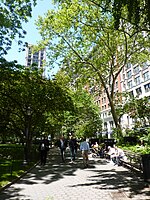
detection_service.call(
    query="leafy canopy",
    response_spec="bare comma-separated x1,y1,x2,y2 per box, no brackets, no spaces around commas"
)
0,0,37,56
35,0,149,132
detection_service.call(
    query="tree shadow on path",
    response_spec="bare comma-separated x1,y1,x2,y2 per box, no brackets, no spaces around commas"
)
0,148,149,200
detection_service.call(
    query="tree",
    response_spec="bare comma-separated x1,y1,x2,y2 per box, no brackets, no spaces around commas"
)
0,0,37,56
35,1,149,138
0,58,74,162
123,96,150,126
54,70,102,138
54,0,150,31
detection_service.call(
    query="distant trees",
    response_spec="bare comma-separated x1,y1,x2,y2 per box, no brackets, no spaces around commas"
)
54,70,102,138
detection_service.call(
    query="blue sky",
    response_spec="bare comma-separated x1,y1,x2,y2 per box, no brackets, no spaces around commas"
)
4,0,54,66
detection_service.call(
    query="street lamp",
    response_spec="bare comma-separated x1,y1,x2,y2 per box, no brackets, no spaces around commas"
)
23,107,32,165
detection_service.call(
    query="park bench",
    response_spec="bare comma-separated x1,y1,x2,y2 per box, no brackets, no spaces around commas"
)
104,149,143,173
119,150,143,173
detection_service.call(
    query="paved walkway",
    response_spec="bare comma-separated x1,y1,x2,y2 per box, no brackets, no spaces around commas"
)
0,148,149,200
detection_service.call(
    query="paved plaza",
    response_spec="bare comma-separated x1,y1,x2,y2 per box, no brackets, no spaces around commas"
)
0,148,149,200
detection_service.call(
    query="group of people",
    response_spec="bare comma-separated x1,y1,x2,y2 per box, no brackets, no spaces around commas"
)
38,135,90,168
38,135,125,168
56,135,78,163
56,135,90,168
106,145,125,166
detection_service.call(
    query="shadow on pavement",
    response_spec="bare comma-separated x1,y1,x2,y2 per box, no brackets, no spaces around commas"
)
0,147,149,200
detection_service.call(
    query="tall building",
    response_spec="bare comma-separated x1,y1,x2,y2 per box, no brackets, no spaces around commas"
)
120,62,150,129
94,62,150,138
25,44,46,74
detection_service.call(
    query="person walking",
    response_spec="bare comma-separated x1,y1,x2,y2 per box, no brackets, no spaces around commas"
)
39,136,49,166
57,135,68,162
68,135,77,163
80,137,90,168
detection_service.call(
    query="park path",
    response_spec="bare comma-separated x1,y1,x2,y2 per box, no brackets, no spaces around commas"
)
0,148,149,200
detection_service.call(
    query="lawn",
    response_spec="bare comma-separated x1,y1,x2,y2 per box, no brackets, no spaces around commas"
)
0,144,39,188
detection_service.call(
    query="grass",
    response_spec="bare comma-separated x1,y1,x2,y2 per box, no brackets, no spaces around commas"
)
0,144,39,189
0,160,38,188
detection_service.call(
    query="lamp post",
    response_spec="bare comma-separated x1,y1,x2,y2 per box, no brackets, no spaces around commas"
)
23,107,32,165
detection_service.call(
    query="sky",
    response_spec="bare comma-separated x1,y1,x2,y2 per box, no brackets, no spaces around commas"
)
4,0,57,74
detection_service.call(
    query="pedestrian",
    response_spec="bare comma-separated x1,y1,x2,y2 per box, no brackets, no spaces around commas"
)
57,135,68,162
68,135,77,163
113,146,125,166
80,137,90,168
39,136,49,166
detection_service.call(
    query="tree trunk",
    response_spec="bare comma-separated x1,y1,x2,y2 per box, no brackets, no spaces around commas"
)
24,125,32,164
109,99,122,138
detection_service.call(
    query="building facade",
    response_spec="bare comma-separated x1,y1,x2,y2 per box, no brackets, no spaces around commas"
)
95,62,150,138
120,62,150,129
25,44,46,74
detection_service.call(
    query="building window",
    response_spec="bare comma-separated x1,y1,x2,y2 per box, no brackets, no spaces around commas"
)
115,81,118,88
110,121,113,128
108,111,111,116
104,97,106,103
126,63,131,69
144,83,150,92
129,91,134,97
104,122,107,129
127,80,132,88
27,62,31,66
28,48,31,54
127,70,132,79
143,71,149,81
136,87,142,96
135,76,140,85
133,66,140,74
143,62,148,70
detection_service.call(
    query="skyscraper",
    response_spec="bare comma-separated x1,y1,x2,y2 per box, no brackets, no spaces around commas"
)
25,44,46,73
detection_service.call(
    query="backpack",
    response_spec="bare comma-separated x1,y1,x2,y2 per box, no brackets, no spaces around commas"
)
41,143,46,150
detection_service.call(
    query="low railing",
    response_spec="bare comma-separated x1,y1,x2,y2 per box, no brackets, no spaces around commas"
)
120,150,143,172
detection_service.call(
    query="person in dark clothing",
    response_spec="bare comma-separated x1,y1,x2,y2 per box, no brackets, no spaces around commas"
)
69,135,77,163
56,135,68,162
39,136,49,166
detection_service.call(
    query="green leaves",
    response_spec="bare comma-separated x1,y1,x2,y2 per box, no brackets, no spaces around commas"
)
0,0,37,56
35,0,149,132
0,59,74,140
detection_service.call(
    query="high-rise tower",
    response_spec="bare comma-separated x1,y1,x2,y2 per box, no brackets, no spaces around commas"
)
25,44,46,72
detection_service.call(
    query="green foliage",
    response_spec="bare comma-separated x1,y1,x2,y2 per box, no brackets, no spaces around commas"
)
121,145,150,155
0,58,74,143
35,0,149,133
53,0,150,31
54,71,102,138
0,0,37,56
112,0,150,30
122,96,150,126
140,127,150,145
112,128,123,143
0,144,39,188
